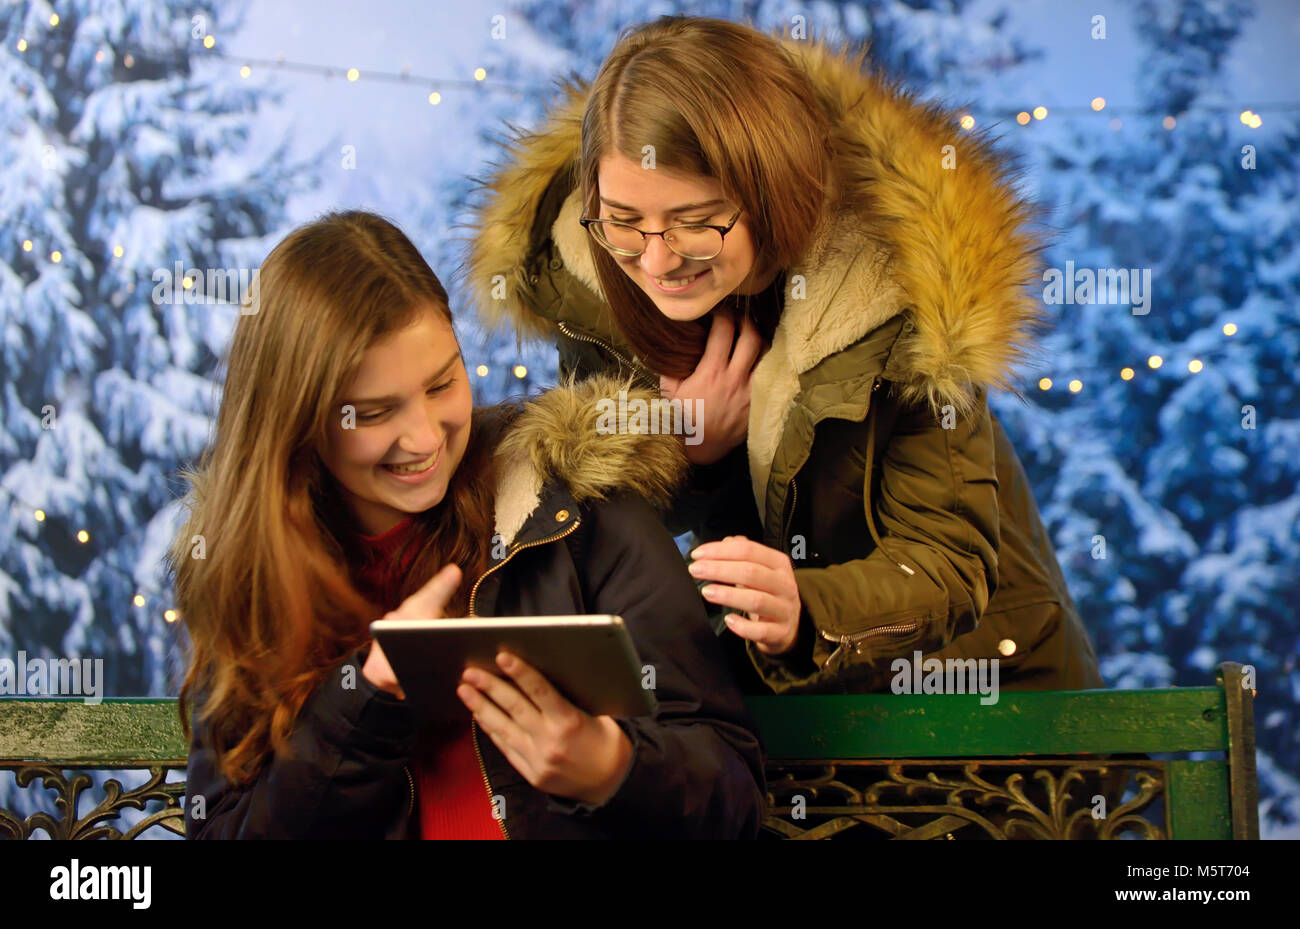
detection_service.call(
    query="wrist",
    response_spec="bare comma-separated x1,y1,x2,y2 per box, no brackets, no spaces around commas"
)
577,717,634,806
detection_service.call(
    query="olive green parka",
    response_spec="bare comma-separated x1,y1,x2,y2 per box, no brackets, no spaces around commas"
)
464,38,1103,694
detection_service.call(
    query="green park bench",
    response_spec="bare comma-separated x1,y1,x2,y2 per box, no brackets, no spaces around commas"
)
0,661,1258,839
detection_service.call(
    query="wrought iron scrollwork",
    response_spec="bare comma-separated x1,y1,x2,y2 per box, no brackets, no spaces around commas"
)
0,765,187,840
762,759,1165,840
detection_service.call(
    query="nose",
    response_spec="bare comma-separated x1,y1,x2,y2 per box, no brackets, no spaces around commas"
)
396,400,441,457
638,234,685,279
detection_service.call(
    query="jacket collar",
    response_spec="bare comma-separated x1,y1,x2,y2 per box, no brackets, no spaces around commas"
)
488,373,689,548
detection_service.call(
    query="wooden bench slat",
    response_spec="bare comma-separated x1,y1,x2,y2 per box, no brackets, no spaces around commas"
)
0,698,187,765
744,688,1230,758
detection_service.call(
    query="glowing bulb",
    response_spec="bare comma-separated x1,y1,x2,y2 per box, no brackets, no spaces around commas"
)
22,240,33,252
17,38,28,52
1188,359,1203,373
1038,377,1052,391
34,509,46,521
240,65,251,79
164,610,178,623
133,594,146,607
51,250,62,263
203,35,215,49
182,276,193,289
1068,379,1082,393
1032,106,1047,120
1091,97,1105,111
428,91,441,105
112,245,124,258
1163,115,1176,130
1223,322,1237,336
346,68,360,82
474,67,487,81
475,364,488,376
1147,355,1163,369
1016,111,1030,126
959,114,974,130
77,529,89,543
1120,367,1135,381
513,365,527,378
49,13,59,26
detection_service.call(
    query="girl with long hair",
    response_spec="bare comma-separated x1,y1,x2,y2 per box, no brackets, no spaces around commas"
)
170,210,764,838
468,15,1103,694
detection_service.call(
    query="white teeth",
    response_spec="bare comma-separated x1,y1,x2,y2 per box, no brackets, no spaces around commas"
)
654,272,700,290
385,450,438,474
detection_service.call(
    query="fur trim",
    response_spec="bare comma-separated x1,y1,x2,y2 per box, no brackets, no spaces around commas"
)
491,374,690,546
463,77,590,343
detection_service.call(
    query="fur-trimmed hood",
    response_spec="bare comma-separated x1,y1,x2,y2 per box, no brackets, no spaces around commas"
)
489,374,689,547
466,36,1046,416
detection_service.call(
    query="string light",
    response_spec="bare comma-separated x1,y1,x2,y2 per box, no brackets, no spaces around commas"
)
16,38,27,52
475,365,488,376
1,485,178,620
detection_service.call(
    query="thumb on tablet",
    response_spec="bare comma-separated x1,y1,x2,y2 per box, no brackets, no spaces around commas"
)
394,563,462,620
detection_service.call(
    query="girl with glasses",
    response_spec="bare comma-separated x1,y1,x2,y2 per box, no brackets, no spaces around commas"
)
467,16,1103,696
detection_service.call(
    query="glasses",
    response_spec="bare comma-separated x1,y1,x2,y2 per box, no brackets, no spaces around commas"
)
580,209,743,261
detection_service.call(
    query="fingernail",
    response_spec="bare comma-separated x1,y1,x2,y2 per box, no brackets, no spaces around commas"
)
701,585,717,597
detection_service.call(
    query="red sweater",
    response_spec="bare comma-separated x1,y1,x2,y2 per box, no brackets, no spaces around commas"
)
356,516,504,840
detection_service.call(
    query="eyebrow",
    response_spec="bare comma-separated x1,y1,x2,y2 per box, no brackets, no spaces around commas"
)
343,352,459,408
599,197,726,215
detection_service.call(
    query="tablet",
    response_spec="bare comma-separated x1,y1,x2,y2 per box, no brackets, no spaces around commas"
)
369,615,658,723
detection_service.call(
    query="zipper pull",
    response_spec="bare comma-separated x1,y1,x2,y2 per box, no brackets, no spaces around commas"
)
820,633,850,670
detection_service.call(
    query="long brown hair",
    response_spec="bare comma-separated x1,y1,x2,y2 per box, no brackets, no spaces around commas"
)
168,211,501,786
579,16,835,378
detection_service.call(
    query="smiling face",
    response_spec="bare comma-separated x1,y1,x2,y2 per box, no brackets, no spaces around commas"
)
595,151,778,322
320,305,473,537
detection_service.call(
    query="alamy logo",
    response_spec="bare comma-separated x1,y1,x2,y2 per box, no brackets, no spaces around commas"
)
151,261,260,311
49,859,151,909
0,652,103,704
594,390,702,445
1042,260,1151,315
890,650,1000,705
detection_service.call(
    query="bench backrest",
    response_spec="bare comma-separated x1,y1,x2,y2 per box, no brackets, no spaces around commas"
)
0,662,1258,839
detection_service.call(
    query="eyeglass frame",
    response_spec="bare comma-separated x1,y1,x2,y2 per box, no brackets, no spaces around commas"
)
579,208,744,261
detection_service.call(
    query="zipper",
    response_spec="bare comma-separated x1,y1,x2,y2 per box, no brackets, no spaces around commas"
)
818,619,921,669
464,515,583,839
403,764,415,820
470,719,509,839
468,517,583,616
555,319,655,385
